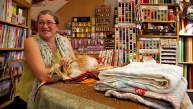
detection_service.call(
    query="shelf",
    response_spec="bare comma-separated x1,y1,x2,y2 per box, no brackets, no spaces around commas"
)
138,35,177,38
179,34,193,37
71,37,91,39
178,62,193,64
75,52,99,55
0,99,14,109
0,20,29,28
0,73,22,81
13,0,31,8
75,52,99,58
139,49,159,53
161,61,176,63
138,3,179,6
141,21,176,23
186,89,193,92
0,48,24,51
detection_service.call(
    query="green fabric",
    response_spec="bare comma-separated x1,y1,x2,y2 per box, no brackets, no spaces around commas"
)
15,49,62,102
34,85,115,109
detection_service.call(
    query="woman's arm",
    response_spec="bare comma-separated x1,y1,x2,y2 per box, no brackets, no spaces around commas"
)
24,37,50,81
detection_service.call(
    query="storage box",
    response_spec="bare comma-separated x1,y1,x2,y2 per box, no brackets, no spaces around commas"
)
0,80,11,97
25,0,32,4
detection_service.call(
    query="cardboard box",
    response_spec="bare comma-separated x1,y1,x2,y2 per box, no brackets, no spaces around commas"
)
0,80,11,97
25,0,32,4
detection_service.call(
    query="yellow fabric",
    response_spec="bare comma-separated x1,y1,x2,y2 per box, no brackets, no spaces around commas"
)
15,49,62,102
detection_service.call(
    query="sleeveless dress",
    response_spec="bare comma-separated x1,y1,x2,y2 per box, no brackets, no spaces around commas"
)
15,33,70,109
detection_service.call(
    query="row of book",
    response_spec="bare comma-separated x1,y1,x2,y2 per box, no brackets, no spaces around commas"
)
98,49,123,67
0,24,28,48
0,51,24,78
178,37,193,62
0,0,25,25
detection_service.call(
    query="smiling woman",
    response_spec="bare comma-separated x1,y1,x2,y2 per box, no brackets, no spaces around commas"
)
5,10,76,109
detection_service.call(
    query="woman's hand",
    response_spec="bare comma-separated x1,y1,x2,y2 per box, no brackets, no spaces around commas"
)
60,56,74,68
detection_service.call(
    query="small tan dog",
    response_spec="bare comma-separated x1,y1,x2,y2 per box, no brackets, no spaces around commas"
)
49,55,98,80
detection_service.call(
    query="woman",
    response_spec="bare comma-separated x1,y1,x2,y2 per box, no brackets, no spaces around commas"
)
9,10,76,109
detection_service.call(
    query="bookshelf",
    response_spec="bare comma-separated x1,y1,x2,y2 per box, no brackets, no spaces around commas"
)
0,0,31,108
136,0,193,92
179,18,193,92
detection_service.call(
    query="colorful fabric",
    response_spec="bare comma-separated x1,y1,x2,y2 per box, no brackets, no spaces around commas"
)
94,62,193,109
27,33,70,109
64,71,99,84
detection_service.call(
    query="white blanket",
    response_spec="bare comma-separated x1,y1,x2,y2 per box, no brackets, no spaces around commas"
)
95,62,193,109
97,62,183,93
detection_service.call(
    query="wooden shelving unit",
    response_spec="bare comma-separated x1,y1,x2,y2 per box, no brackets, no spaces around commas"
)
0,0,31,108
135,3,179,64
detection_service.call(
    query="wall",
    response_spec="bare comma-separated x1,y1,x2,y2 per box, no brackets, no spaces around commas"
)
56,0,117,30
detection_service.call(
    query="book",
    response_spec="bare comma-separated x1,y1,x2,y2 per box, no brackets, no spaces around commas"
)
11,2,17,23
17,8,22,25
0,0,2,20
1,0,6,20
0,24,5,48
0,56,5,70
5,0,12,22
2,25,8,48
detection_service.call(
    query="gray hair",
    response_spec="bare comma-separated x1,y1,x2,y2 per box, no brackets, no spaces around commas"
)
37,10,59,24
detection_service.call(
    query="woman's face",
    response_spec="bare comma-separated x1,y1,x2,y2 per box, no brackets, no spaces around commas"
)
37,14,59,40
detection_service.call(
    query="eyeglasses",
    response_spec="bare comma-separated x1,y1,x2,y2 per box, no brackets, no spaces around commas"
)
38,21,57,26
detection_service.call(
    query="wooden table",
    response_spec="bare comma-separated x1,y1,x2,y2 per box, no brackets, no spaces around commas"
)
34,82,151,109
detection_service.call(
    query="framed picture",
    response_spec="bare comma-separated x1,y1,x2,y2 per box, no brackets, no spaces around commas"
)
0,57,5,70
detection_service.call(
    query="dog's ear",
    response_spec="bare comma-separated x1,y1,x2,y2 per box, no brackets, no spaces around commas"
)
59,65,63,72
51,61,55,67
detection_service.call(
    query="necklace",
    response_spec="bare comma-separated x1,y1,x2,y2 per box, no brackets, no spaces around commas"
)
47,42,57,52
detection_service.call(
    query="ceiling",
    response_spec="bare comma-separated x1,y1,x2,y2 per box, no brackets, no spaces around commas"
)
31,0,68,21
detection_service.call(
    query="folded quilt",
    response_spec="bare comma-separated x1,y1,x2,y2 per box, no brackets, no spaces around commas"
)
97,62,183,93
95,77,193,109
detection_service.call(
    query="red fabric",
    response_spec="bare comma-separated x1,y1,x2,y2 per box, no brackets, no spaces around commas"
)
64,71,99,83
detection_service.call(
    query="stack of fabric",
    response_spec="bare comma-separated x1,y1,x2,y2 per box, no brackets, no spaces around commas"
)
94,62,193,109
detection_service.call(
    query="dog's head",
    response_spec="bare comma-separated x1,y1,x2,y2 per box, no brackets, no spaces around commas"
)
49,62,72,79
49,63,63,77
